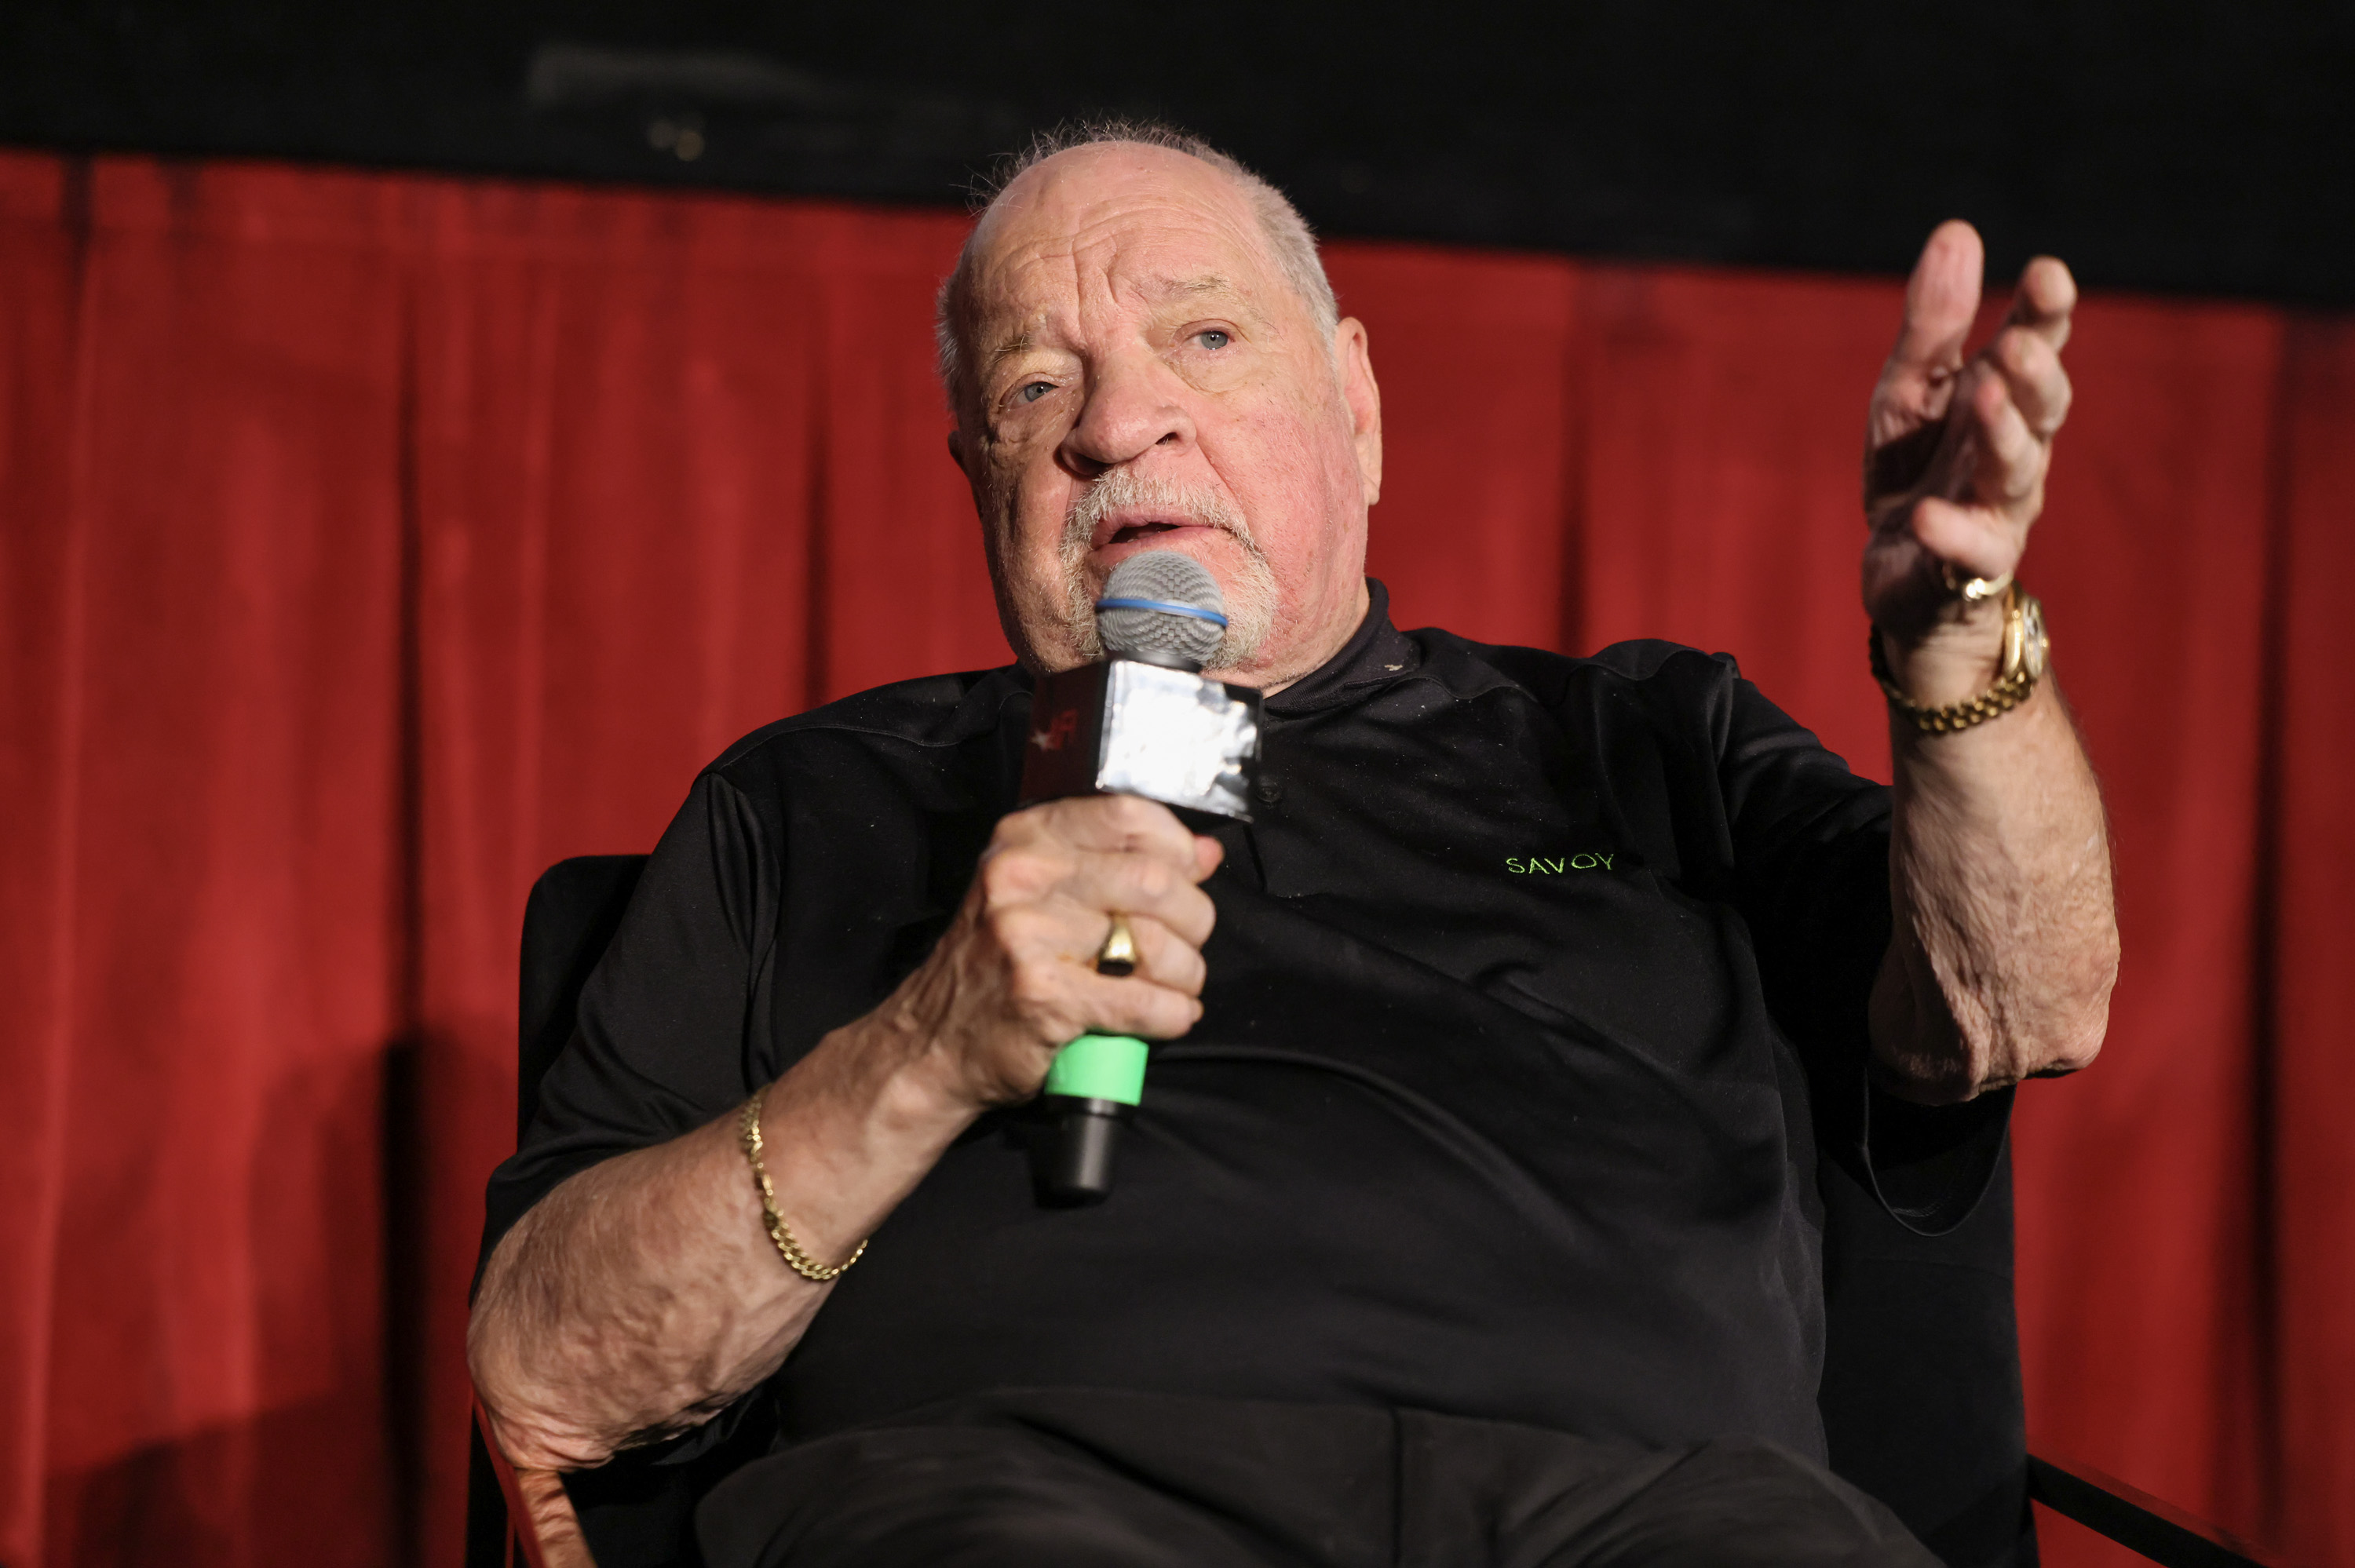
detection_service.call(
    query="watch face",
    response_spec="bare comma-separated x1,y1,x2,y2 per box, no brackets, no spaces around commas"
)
2018,596,2049,680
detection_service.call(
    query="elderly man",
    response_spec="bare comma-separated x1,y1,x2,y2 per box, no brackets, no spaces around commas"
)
469,122,2116,1566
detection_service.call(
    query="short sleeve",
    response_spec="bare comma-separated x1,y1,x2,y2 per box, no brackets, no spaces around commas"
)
476,770,779,1273
1714,663,2010,1236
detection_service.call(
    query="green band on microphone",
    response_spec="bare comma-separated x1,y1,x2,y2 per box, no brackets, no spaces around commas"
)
1044,1033,1149,1106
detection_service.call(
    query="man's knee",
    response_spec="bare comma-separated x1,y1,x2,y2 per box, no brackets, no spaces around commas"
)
1579,1437,1938,1568
696,1424,1270,1568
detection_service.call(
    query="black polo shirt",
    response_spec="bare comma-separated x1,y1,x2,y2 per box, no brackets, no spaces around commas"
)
485,582,1982,1466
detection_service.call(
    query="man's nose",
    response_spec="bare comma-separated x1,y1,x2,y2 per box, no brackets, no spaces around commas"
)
1059,356,1194,480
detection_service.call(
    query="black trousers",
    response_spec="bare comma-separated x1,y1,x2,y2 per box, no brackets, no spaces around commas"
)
696,1390,1938,1568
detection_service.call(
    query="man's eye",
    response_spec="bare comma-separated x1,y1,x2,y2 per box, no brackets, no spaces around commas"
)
1195,330,1232,351
1018,381,1054,403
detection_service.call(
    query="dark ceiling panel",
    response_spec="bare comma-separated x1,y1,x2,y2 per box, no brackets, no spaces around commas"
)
3,0,2349,303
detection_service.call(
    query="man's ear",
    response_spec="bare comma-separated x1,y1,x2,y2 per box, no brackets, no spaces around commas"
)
1334,317,1382,507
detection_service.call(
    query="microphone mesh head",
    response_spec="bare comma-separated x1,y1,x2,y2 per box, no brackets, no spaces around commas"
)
1097,552,1228,669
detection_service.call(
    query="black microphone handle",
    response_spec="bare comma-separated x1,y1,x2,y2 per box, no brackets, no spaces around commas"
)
1028,1032,1149,1209
1028,1096,1134,1207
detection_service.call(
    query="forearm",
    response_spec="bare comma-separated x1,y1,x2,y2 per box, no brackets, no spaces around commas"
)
1870,662,2118,1101
468,795,1219,1471
466,1011,973,1471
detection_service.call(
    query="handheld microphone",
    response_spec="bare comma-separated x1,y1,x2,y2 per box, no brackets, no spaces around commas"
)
1016,551,1263,1206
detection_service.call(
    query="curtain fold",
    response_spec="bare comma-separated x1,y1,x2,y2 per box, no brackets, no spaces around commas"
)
2270,315,2355,1568
1,150,2346,1568
2,155,410,1567
0,150,82,1568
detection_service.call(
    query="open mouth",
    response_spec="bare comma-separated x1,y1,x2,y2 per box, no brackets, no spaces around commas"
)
1097,516,1223,551
1109,520,1199,545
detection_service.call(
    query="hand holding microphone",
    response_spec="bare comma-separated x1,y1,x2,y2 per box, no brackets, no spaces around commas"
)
1015,552,1264,1204
902,791,1218,1113
868,554,1254,1204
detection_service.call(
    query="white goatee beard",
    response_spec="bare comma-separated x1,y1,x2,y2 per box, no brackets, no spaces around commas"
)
1057,472,1278,670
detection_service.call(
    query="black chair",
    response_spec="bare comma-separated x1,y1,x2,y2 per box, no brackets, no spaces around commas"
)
466,855,2279,1568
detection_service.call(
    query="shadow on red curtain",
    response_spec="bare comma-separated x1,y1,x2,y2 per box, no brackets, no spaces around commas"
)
2,151,2349,1568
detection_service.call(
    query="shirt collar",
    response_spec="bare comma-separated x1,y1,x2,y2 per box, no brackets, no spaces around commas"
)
1002,578,1418,715
1261,579,1421,717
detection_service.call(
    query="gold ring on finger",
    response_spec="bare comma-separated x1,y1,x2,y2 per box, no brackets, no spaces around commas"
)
1094,912,1140,977
1941,561,2014,604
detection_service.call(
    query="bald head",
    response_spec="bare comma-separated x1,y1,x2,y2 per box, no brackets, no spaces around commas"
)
937,124,1382,695
936,126,1339,419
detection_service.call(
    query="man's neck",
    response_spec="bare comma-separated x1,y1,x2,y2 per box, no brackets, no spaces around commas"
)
1207,578,1374,695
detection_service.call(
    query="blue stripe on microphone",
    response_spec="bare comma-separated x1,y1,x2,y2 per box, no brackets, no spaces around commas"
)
1093,596,1230,628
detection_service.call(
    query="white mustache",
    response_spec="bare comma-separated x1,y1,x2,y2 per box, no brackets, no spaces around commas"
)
1063,472,1251,550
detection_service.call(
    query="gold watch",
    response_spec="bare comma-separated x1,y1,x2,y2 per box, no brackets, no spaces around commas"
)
1870,584,2047,734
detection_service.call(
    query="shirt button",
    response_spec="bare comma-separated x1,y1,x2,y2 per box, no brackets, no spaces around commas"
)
1253,774,1286,805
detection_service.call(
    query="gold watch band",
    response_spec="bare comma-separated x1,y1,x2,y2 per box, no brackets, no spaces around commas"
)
1871,584,2047,735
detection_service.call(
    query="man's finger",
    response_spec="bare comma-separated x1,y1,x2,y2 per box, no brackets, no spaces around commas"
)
1902,495,2025,585
1999,255,2076,353
1868,221,1985,454
1192,833,1225,882
1112,913,1209,997
1964,373,2045,510
1063,968,1204,1042
1889,221,1983,374
1038,793,1207,870
1063,851,1218,946
1015,902,1210,995
1988,326,2072,439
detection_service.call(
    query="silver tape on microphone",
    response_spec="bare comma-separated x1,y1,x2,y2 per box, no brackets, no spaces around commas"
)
1018,551,1262,822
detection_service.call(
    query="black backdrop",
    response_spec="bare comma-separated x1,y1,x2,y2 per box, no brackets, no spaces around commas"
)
3,0,2350,305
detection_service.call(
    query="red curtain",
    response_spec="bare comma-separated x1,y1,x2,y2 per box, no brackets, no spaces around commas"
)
2,151,2349,1568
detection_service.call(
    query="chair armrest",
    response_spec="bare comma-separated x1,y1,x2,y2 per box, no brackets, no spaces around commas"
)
2027,1450,2277,1568
473,1395,598,1568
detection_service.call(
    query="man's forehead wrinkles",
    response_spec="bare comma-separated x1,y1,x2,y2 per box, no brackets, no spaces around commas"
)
987,194,1264,283
980,308,1057,371
1136,273,1238,303
969,199,1281,371
982,326,1037,364
988,259,1261,325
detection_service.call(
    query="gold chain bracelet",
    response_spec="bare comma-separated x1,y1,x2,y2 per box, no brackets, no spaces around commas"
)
737,1091,867,1282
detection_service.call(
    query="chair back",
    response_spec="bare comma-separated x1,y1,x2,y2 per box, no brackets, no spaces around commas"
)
517,855,650,1144
1819,1142,2033,1568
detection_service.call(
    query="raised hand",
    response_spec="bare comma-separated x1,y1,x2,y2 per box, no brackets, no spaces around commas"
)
1863,221,2076,699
